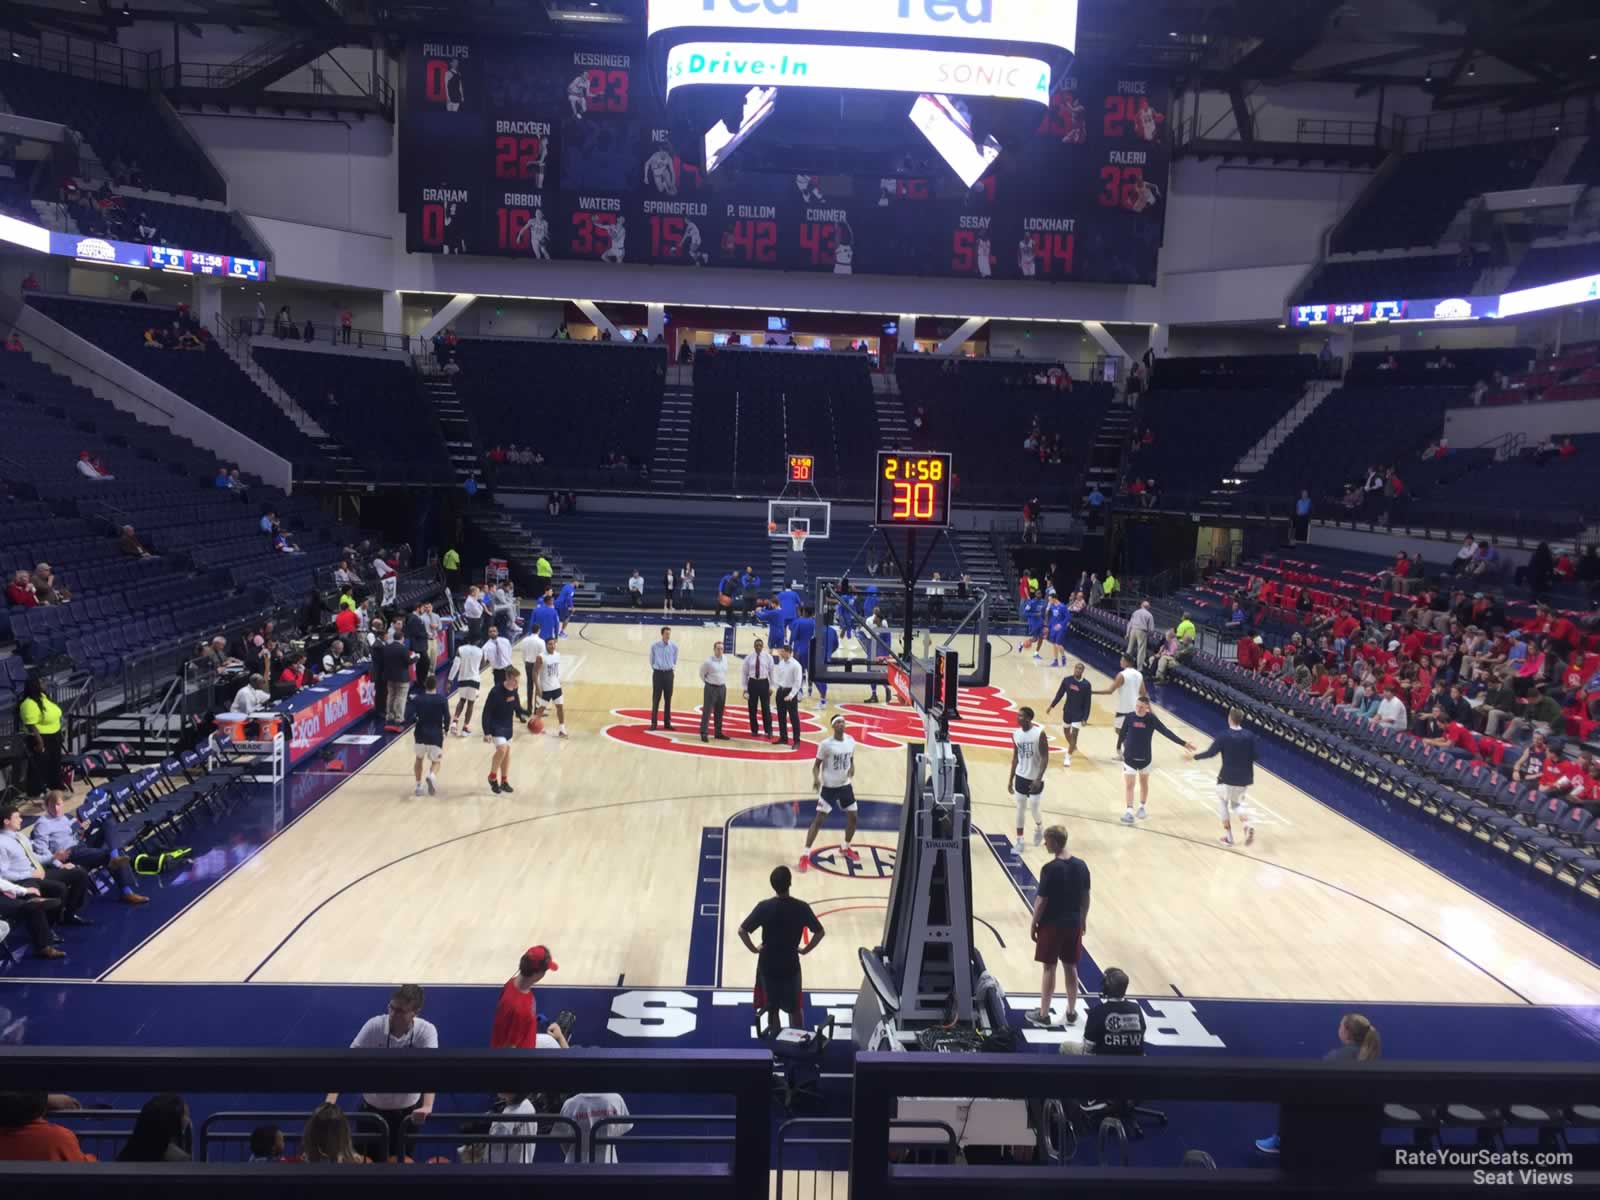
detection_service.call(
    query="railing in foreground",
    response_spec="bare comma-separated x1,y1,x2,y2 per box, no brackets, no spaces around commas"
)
852,1052,1598,1195
0,1047,770,1198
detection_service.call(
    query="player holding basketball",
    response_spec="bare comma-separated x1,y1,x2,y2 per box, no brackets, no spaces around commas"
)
601,216,627,263
483,667,528,794
801,714,859,872
1118,697,1194,824
447,634,485,736
680,219,708,265
1010,707,1049,855
1018,234,1037,277
643,147,677,195
1045,661,1092,766
515,209,550,259
1095,654,1146,760
532,637,568,738
566,71,593,119
1190,706,1256,846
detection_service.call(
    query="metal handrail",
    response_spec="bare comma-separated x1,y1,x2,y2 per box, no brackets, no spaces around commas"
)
401,1112,582,1162
0,30,159,89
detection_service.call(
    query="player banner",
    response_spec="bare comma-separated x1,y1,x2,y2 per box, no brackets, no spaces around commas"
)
401,37,1169,285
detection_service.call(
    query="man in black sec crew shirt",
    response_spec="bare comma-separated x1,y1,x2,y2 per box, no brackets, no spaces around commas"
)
1190,705,1257,846
1083,967,1145,1055
739,865,825,1037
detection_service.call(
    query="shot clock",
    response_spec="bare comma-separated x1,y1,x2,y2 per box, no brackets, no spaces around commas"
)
787,454,815,484
875,451,952,528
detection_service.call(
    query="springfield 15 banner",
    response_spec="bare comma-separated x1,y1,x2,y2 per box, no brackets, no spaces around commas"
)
400,37,1169,285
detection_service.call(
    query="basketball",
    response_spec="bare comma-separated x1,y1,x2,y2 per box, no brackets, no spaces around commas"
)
767,520,778,533
528,716,545,734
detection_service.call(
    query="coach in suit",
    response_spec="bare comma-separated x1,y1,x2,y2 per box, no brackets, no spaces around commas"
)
742,639,774,738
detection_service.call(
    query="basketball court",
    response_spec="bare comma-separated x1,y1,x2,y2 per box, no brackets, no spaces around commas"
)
100,615,1600,1011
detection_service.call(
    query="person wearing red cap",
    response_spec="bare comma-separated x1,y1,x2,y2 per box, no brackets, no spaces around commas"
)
490,946,558,1049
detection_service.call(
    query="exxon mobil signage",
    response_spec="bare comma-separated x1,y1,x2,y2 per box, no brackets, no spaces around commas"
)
648,0,1078,59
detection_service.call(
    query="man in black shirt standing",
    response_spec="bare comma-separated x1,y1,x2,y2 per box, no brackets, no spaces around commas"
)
1027,825,1090,1028
412,674,449,796
739,865,825,1037
1083,967,1145,1055
1190,706,1256,846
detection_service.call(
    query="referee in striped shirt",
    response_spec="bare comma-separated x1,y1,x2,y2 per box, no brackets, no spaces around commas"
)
649,627,677,731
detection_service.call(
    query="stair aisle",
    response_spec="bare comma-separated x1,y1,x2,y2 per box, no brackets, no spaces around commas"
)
469,503,597,604
422,372,481,483
653,364,694,484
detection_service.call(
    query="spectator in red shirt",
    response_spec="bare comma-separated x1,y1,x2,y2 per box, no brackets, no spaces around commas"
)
5,569,38,608
1400,628,1425,661
1558,437,1576,459
490,945,558,1049
0,1093,91,1161
1392,553,1411,580
1236,635,1262,671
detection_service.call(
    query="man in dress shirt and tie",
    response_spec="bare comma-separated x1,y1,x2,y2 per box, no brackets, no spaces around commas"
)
32,790,147,905
485,623,514,692
699,642,730,742
771,643,804,747
743,638,774,738
649,627,678,731
1,803,91,925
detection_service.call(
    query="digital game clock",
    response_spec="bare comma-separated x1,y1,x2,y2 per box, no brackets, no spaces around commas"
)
875,451,953,528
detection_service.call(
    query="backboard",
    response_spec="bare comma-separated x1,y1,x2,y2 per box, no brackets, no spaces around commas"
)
767,498,832,540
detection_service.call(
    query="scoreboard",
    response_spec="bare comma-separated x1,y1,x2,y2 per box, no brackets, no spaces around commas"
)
400,38,1170,286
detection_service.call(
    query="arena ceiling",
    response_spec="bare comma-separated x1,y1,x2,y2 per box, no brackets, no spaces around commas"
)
2,0,1596,111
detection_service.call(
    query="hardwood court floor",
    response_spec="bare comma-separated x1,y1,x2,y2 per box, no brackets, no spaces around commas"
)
105,619,1600,1008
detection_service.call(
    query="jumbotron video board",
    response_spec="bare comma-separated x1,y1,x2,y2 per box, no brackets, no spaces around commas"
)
399,35,1170,285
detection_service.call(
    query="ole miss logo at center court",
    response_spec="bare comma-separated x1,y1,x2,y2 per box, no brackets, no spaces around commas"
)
603,686,1050,760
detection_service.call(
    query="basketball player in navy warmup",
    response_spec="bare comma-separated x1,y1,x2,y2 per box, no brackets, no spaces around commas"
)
1119,697,1194,823
801,714,859,872
1045,661,1092,766
1190,705,1257,845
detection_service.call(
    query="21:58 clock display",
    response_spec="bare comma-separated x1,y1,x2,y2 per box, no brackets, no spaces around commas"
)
875,451,953,528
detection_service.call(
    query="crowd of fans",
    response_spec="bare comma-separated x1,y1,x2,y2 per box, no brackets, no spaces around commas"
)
1218,555,1600,804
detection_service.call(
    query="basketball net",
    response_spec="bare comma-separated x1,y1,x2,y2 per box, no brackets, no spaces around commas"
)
790,530,808,553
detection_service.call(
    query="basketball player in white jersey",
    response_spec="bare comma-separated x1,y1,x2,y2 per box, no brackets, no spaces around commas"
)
976,234,992,278
601,216,626,263
531,636,567,737
448,636,486,736
1131,179,1161,213
567,71,593,119
643,148,677,195
1009,707,1049,855
801,714,859,873
679,219,708,265
515,210,550,259
1094,654,1146,761
1135,101,1161,142
1017,234,1037,277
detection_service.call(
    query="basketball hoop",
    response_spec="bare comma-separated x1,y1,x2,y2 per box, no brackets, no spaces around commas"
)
790,529,808,553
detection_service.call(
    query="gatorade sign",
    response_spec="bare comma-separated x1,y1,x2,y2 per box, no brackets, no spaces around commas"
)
648,0,1078,58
